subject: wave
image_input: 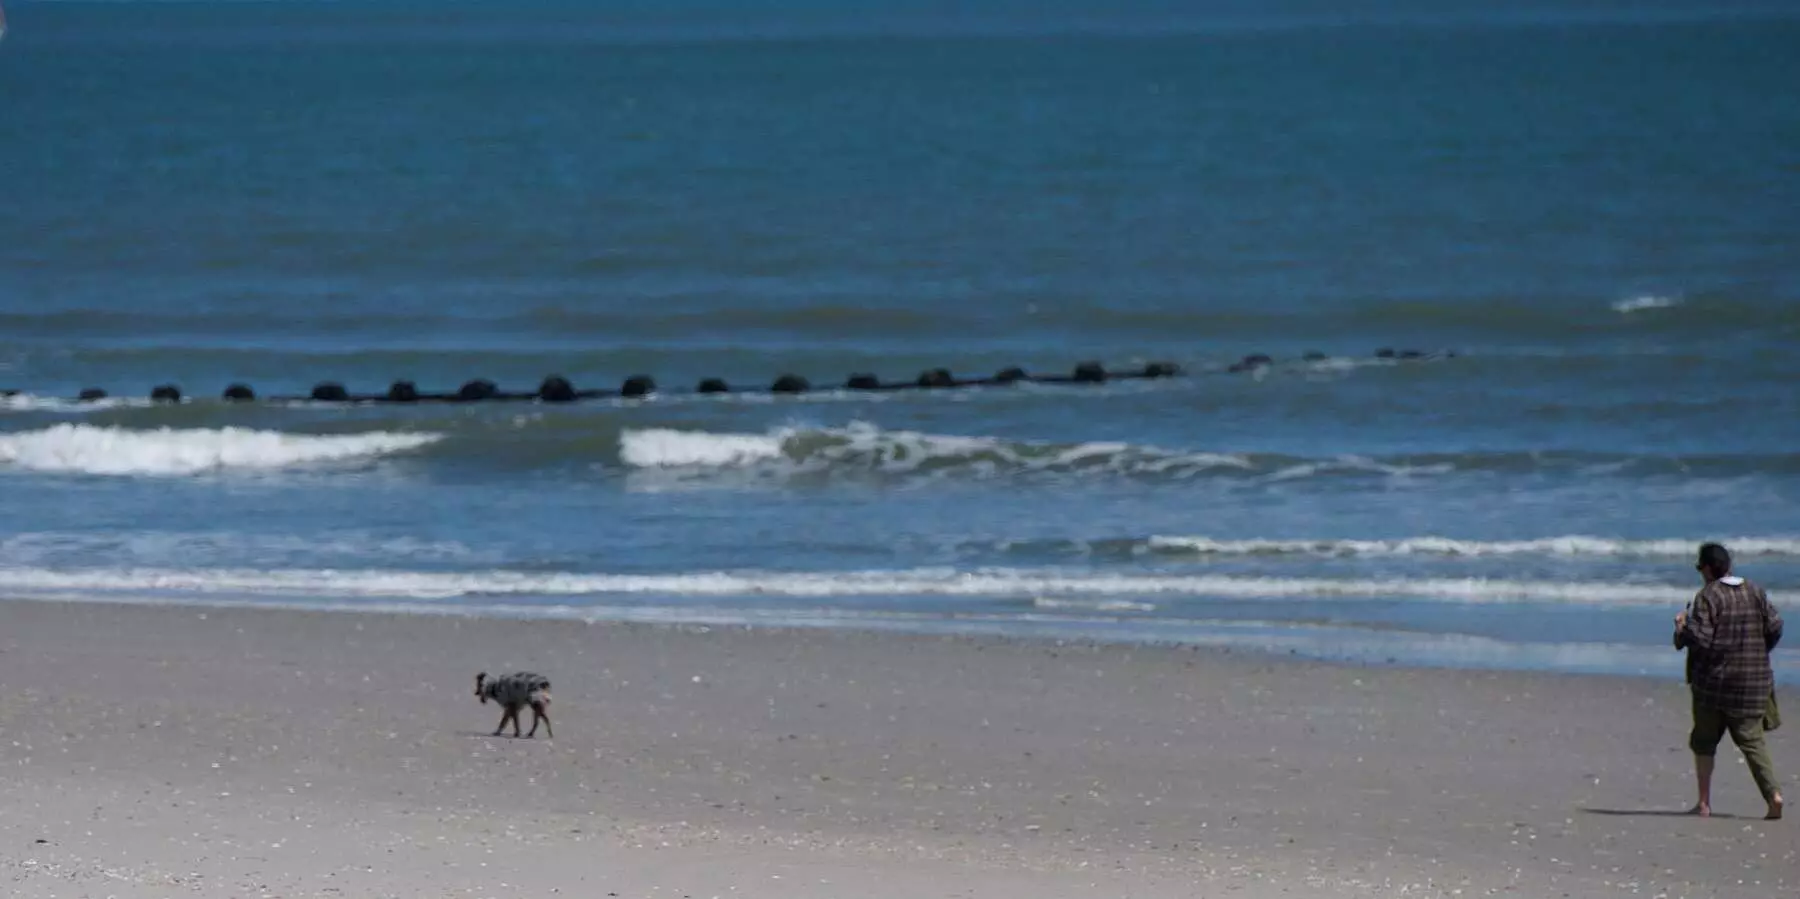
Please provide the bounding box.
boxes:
[1031,597,1158,613]
[5,419,1797,481]
[0,530,501,567]
[617,423,1800,483]
[0,424,441,476]
[620,427,789,468]
[2,393,153,413]
[0,565,1711,607]
[618,423,1420,482]
[1611,294,1681,314]
[1144,535,1800,559]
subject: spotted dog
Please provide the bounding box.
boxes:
[474,671,553,738]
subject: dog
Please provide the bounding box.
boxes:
[474,671,553,738]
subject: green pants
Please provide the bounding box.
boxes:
[1691,696,1781,801]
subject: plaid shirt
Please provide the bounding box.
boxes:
[1677,577,1783,719]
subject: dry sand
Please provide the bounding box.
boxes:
[0,599,1792,898]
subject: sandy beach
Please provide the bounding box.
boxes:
[0,599,1792,898]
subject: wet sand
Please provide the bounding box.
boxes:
[0,599,1792,897]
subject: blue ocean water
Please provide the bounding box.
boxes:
[2,0,1798,677]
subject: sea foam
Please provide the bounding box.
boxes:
[620,427,786,468]
[620,422,1258,480]
[0,424,441,476]
[1611,294,1681,314]
[1145,535,1800,559]
[0,565,1703,607]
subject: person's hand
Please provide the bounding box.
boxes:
[1675,610,1688,630]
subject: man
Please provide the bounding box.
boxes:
[1674,542,1784,819]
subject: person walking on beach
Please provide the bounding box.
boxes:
[1674,542,1784,819]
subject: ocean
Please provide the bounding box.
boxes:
[2,0,1797,677]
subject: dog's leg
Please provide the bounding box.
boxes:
[510,703,524,738]
[528,700,552,739]
[493,706,511,737]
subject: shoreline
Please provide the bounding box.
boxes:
[0,588,1733,684]
[2,597,1794,897]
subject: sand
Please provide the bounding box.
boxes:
[0,599,1792,898]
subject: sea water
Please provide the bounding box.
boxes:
[2,0,1797,677]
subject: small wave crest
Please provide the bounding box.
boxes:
[614,423,1800,483]
[1611,294,1681,314]
[1,393,153,413]
[622,422,1272,481]
[1145,535,1800,559]
[619,428,786,468]
[0,424,441,476]
[1031,596,1157,613]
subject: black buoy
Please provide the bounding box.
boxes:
[992,366,1029,384]
[311,382,350,402]
[621,375,656,398]
[1143,361,1182,378]
[222,383,256,401]
[917,368,956,388]
[457,379,498,402]
[78,388,108,402]
[845,373,881,390]
[697,378,730,394]
[1397,349,1425,360]
[771,374,810,394]
[1072,361,1107,383]
[149,384,182,403]
[537,376,576,403]
[1302,351,1328,362]
[387,381,420,402]
[1,389,18,398]
[1375,348,1397,359]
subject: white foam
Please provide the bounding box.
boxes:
[0,424,441,476]
[0,530,497,567]
[0,393,152,413]
[1146,535,1800,559]
[1612,294,1680,313]
[1303,356,1394,373]
[619,422,1259,480]
[0,565,1704,607]
[1032,597,1157,613]
[620,427,786,468]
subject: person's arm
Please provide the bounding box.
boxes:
[1764,589,1784,652]
[1675,592,1703,649]
[1682,592,1717,653]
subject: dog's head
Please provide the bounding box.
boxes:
[475,671,488,703]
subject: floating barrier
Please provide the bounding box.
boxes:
[7,350,1456,405]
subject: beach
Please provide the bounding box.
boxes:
[3,3,1798,895]
[1,599,1791,898]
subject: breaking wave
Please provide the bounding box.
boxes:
[1611,294,1681,314]
[6,418,1797,482]
[617,423,1800,483]
[0,564,1708,607]
[619,423,1423,481]
[0,424,441,476]
[1144,535,1800,559]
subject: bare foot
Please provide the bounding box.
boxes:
[1767,795,1784,821]
[1688,803,1711,818]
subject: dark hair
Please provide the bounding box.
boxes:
[1698,542,1732,574]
